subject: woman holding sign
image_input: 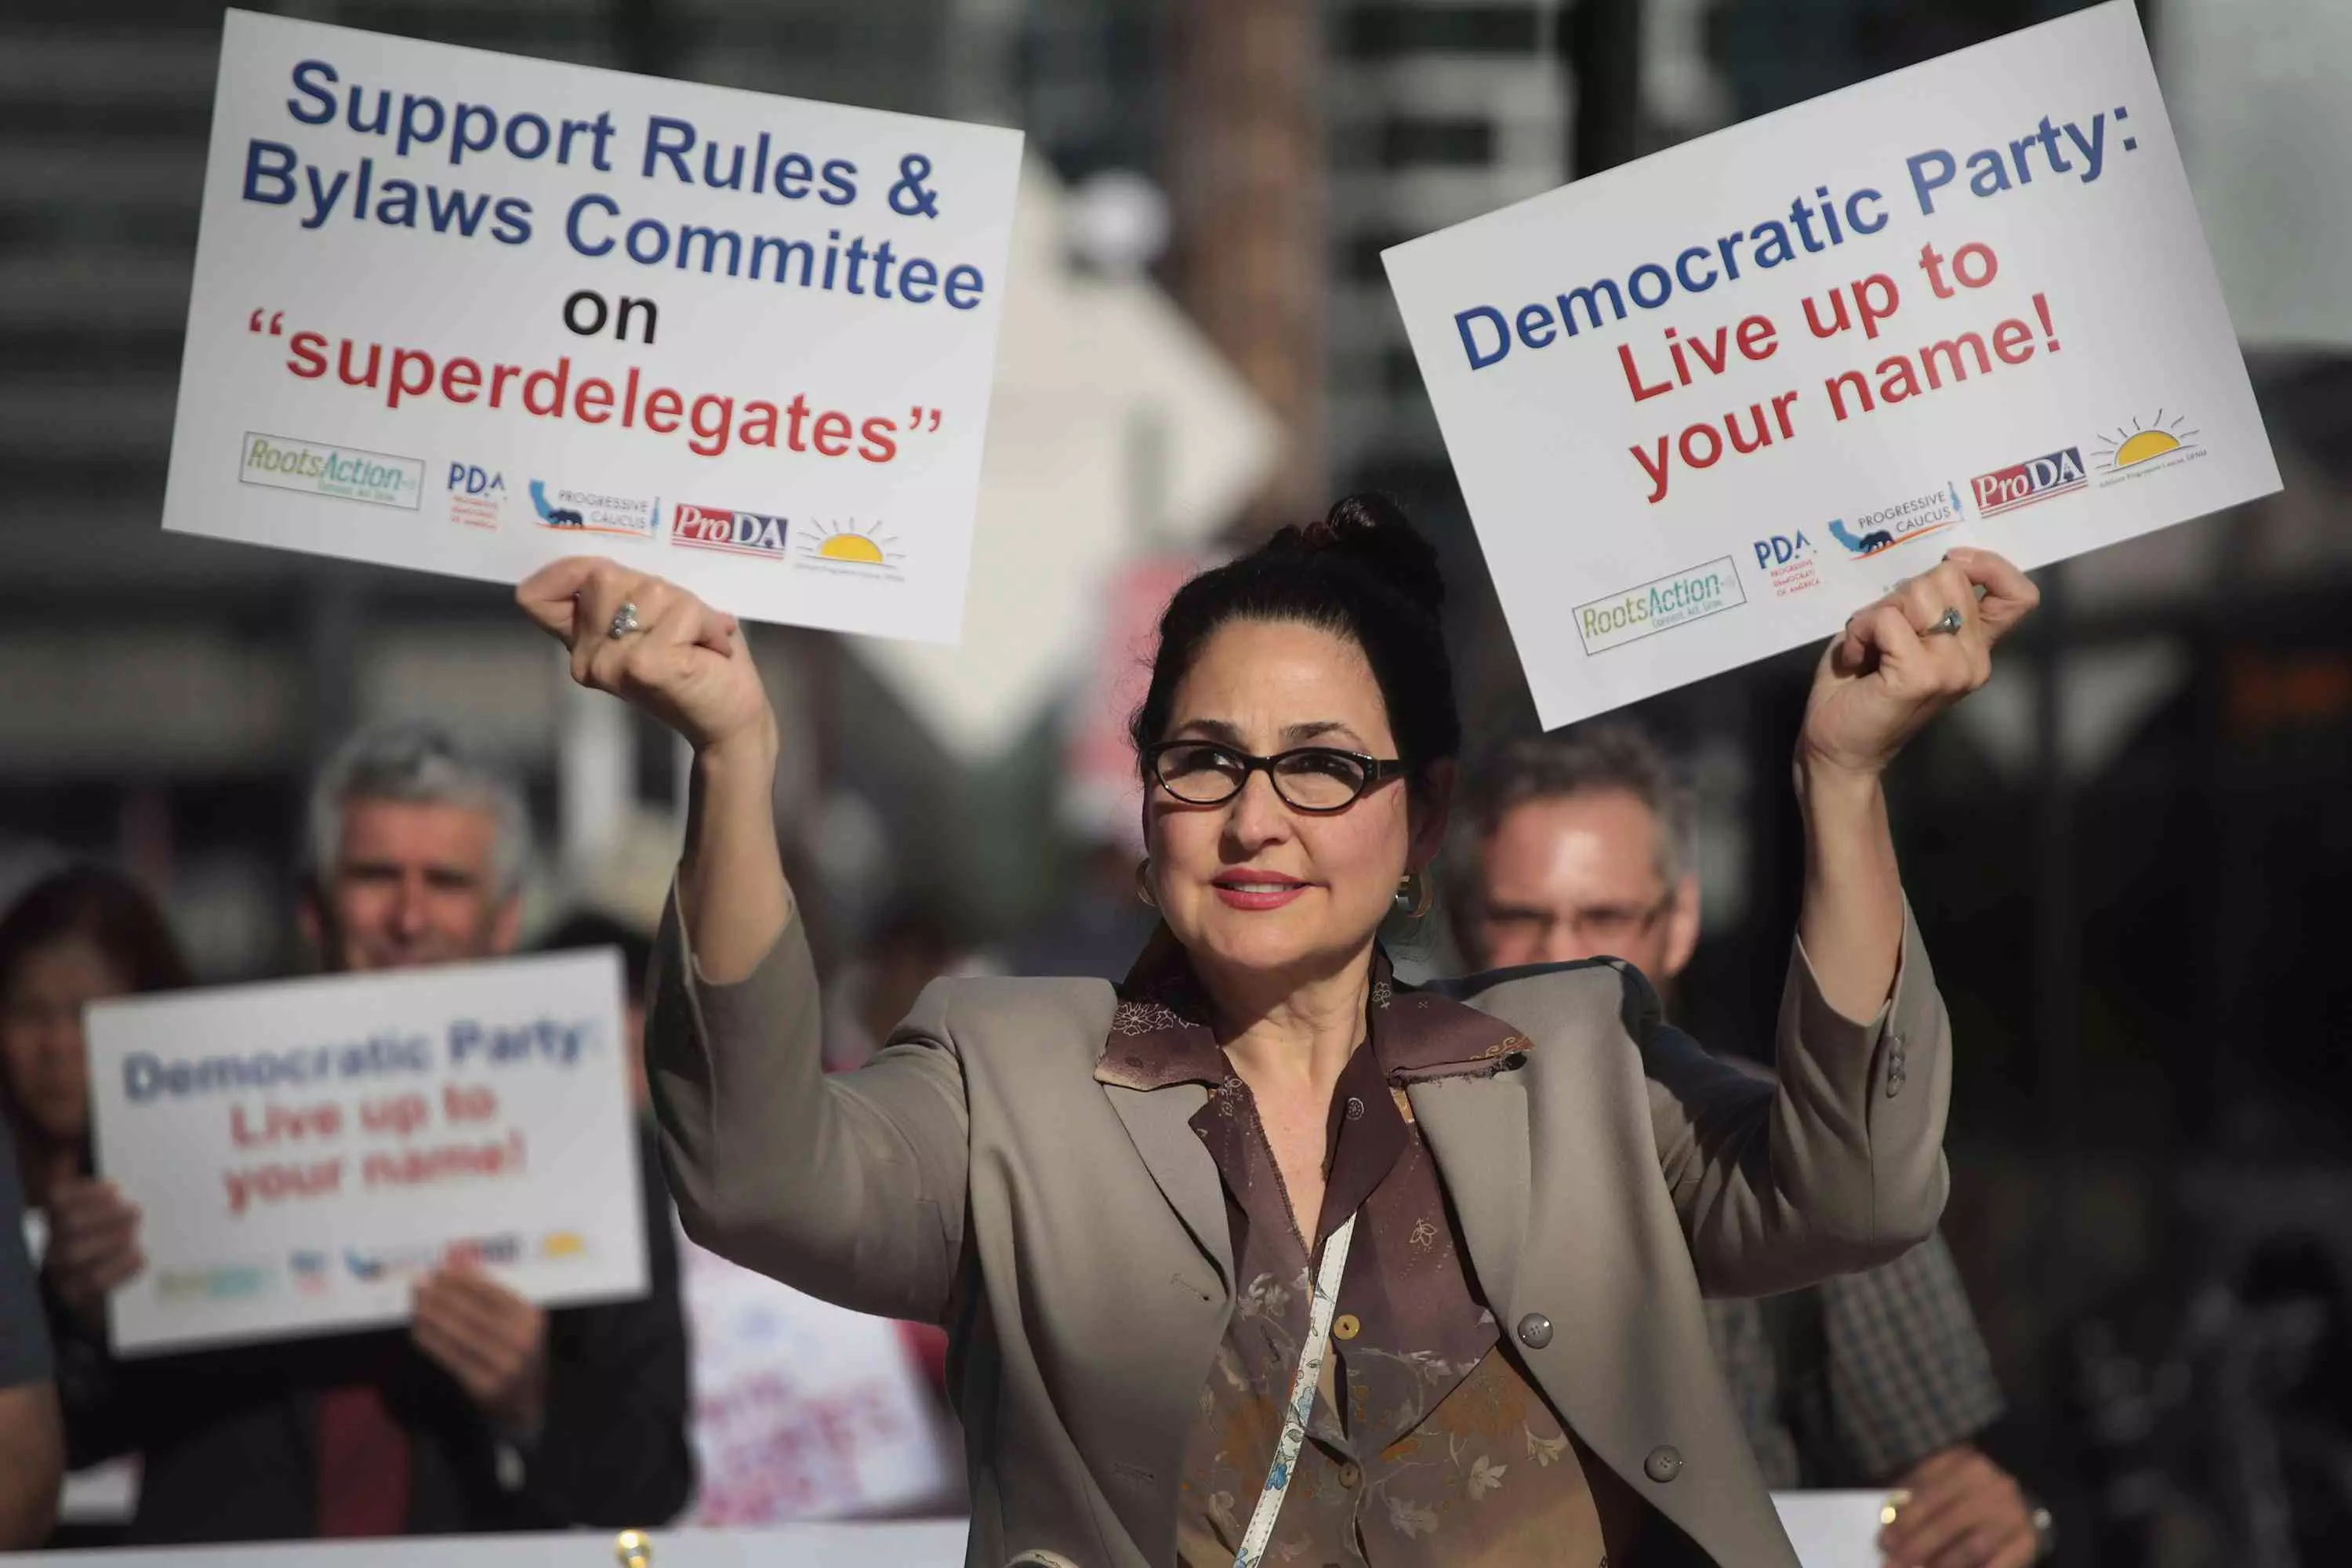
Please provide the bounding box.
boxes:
[522,495,2035,1568]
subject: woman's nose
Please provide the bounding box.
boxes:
[1224,768,1292,844]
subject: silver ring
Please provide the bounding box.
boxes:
[608,601,642,640]
[1926,605,1963,637]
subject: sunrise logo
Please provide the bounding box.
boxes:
[796,519,906,577]
[2093,410,2201,479]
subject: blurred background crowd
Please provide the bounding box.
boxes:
[3,0,2351,1563]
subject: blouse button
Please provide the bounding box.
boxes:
[1515,1312,1554,1349]
[1644,1445,1684,1483]
[1345,1095,1365,1120]
[1332,1313,1360,1341]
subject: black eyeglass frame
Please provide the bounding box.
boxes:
[1142,739,1413,815]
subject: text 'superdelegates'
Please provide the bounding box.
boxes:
[162,10,1023,644]
[1382,0,2279,728]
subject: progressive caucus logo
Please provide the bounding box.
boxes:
[241,432,423,510]
[672,503,789,560]
[1971,448,2086,518]
[1825,483,1965,558]
[529,479,659,539]
[1574,557,1746,655]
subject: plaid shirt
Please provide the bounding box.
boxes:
[1704,1231,2005,1487]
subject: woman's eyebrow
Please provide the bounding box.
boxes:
[1168,717,1247,744]
[1166,718,1372,749]
[1283,720,1367,748]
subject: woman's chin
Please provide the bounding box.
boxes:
[1184,908,1360,978]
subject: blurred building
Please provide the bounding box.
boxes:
[1324,1,1572,483]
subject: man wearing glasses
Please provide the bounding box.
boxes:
[1452,724,2053,1568]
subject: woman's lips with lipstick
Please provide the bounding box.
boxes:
[1211,870,1311,911]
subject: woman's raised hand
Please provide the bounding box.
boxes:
[517,558,774,756]
[1798,546,2039,780]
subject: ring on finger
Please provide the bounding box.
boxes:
[1925,605,1964,637]
[608,601,644,640]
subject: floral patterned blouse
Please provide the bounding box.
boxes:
[1095,935,1650,1567]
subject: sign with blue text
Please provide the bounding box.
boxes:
[85,950,644,1356]
[162,10,1022,641]
[1385,0,2278,727]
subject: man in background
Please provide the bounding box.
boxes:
[45,724,691,1540]
[0,1112,63,1547]
[1456,724,2050,1568]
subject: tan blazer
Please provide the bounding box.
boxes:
[647,900,1951,1568]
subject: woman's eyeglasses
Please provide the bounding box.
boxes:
[1144,740,1409,815]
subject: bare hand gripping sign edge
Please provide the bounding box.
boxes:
[516,524,2038,1568]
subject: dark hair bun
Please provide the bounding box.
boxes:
[1134,490,1462,778]
[1263,492,1446,619]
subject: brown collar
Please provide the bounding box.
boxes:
[1094,924,1531,1092]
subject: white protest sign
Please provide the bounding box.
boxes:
[1772,1491,1888,1568]
[1384,0,2279,728]
[162,10,1022,643]
[85,950,644,1356]
[679,1229,959,1523]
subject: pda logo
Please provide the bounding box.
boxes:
[446,463,506,531]
[673,503,789,561]
[290,1249,330,1295]
[1971,448,2086,518]
[1752,532,1820,599]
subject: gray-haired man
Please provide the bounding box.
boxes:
[1455,724,2049,1568]
[299,723,531,971]
[49,724,690,1541]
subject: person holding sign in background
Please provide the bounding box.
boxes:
[521,497,2035,1567]
[0,864,191,1521]
[1452,726,2049,1568]
[8,732,691,1541]
[0,1111,64,1548]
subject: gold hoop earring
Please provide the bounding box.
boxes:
[1134,858,1158,909]
[1394,870,1434,920]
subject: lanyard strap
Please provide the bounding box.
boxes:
[1232,1210,1359,1568]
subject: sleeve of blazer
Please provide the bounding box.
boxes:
[516,1123,695,1528]
[1642,902,1951,1298]
[645,890,970,1324]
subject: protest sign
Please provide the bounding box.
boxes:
[162,10,1022,643]
[85,950,644,1356]
[1771,1492,1888,1568]
[679,1229,960,1523]
[1384,0,2279,728]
